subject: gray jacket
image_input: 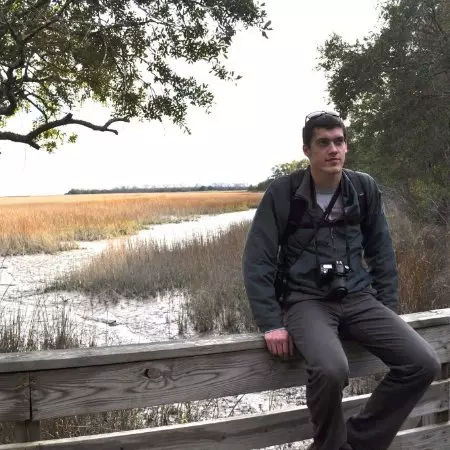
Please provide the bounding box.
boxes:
[242,167,399,332]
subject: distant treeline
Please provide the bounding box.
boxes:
[247,160,311,192]
[247,180,271,192]
[65,184,250,195]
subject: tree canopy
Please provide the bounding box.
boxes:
[0,0,269,151]
[318,0,449,222]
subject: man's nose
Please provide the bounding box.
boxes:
[328,144,338,153]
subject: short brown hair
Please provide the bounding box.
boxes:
[302,112,347,147]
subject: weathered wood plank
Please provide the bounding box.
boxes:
[390,421,450,449]
[0,309,448,374]
[400,308,450,329]
[1,383,448,450]
[30,325,450,420]
[0,372,29,421]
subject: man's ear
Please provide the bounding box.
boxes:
[303,144,310,158]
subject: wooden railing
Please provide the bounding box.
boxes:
[0,308,449,449]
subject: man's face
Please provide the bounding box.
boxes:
[303,127,347,176]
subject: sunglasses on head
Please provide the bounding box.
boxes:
[305,110,341,123]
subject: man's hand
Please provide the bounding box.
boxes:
[264,329,294,357]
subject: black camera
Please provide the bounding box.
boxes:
[318,260,350,300]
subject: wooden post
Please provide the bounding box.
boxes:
[13,420,41,443]
[420,362,450,426]
[435,362,450,423]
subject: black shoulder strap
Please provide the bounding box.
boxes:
[279,169,307,247]
[343,169,368,226]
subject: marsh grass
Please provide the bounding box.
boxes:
[49,202,449,335]
[0,304,92,353]
[0,191,261,256]
[48,221,257,333]
[388,209,449,314]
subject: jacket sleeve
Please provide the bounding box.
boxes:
[242,183,285,332]
[362,176,399,313]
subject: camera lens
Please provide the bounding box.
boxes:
[328,276,348,300]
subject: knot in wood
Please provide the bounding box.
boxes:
[145,367,162,380]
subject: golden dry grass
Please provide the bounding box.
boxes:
[50,204,450,334]
[0,191,262,255]
[389,212,450,314]
[49,220,257,333]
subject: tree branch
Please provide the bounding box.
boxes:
[0,114,130,149]
[22,0,75,44]
[18,0,53,21]
[21,90,49,121]
[0,67,19,116]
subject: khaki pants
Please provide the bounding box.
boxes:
[285,292,441,450]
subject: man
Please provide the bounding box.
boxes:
[242,111,441,450]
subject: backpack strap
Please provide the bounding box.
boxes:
[343,168,369,230]
[279,169,307,247]
[274,169,306,301]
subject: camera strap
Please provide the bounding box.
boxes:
[318,182,342,223]
[312,182,342,266]
[276,178,344,301]
[280,182,341,270]
[313,181,351,275]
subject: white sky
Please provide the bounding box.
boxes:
[0,0,381,197]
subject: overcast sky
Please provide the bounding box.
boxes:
[0,0,381,197]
